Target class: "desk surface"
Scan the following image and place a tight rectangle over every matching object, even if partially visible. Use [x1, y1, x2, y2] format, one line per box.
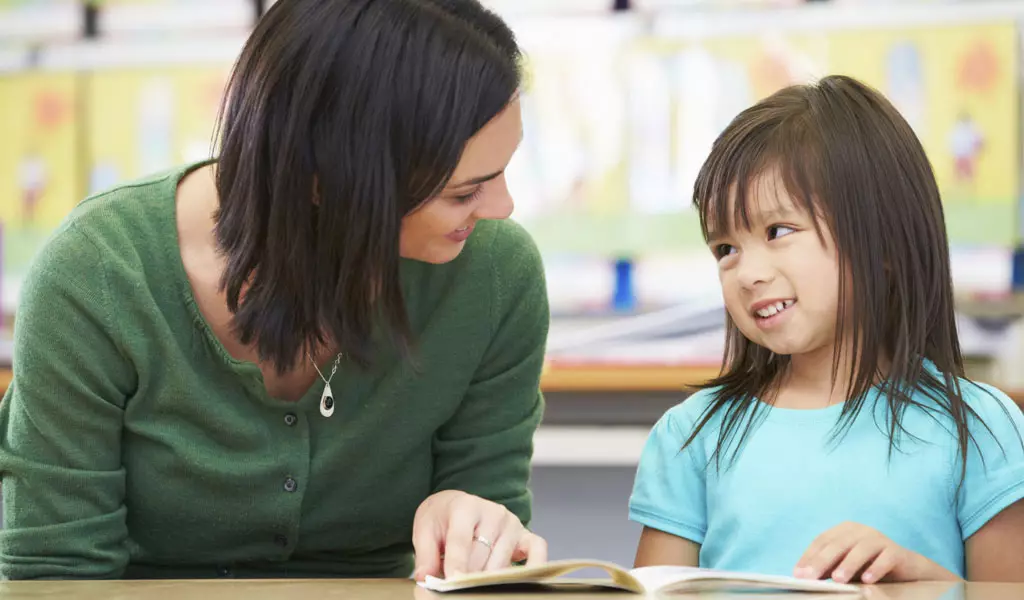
[0, 579, 1017, 600]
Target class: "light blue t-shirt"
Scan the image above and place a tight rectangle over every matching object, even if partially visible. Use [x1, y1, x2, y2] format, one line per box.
[629, 380, 1024, 578]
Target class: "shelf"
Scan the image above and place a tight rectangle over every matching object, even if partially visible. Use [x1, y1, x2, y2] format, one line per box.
[541, 362, 720, 392]
[0, 3, 81, 43]
[98, 1, 253, 35]
[0, 363, 1019, 407]
[533, 426, 649, 466]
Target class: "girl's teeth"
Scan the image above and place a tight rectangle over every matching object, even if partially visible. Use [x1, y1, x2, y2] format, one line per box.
[756, 300, 795, 318]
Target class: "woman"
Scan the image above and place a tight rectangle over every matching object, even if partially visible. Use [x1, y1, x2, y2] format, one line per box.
[0, 0, 549, 580]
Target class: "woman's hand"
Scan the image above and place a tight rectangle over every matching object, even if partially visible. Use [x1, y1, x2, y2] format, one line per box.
[795, 522, 961, 584]
[412, 490, 548, 581]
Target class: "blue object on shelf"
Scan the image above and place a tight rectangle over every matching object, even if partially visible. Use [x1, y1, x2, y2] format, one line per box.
[1013, 245, 1024, 291]
[612, 257, 636, 313]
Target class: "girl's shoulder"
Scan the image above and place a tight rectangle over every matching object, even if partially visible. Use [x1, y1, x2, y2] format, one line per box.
[955, 379, 1024, 434]
[657, 387, 725, 435]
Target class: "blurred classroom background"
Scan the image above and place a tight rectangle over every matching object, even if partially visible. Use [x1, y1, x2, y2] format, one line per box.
[3, 0, 1024, 569]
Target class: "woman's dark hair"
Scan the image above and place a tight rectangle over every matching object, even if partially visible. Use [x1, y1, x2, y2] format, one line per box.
[213, 0, 521, 372]
[687, 75, 1001, 481]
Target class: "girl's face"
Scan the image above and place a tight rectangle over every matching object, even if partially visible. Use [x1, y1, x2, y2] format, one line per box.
[709, 170, 842, 363]
[399, 98, 523, 264]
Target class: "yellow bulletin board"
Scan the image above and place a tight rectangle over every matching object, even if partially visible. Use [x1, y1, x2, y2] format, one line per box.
[0, 72, 80, 229]
[0, 71, 81, 302]
[829, 23, 1018, 245]
[84, 66, 229, 194]
[529, 21, 1019, 256]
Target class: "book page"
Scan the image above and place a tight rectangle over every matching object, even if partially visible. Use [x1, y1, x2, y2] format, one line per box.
[420, 560, 645, 593]
[629, 566, 862, 595]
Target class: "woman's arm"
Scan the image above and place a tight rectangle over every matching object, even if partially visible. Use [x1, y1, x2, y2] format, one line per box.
[414, 223, 548, 578]
[428, 222, 547, 522]
[0, 225, 134, 579]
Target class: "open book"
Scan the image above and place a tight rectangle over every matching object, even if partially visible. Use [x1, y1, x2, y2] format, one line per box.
[420, 559, 862, 595]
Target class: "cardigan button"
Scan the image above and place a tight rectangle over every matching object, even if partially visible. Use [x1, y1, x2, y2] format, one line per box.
[284, 477, 298, 493]
[284, 413, 297, 427]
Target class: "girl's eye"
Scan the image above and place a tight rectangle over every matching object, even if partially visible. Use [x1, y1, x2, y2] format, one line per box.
[453, 187, 482, 204]
[714, 244, 736, 259]
[768, 225, 795, 240]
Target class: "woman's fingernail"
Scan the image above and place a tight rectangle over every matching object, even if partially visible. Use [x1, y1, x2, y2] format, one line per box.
[862, 571, 876, 583]
[833, 569, 846, 582]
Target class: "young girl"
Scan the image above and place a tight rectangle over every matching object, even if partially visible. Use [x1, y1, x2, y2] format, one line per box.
[629, 75, 1024, 583]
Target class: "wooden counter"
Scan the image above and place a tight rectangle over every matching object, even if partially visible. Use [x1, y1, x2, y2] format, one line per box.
[540, 362, 721, 392]
[541, 363, 1024, 409]
[0, 578, 1015, 600]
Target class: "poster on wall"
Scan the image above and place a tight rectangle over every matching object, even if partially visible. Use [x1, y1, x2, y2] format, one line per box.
[830, 22, 1019, 248]
[503, 16, 639, 256]
[0, 71, 80, 314]
[84, 66, 229, 195]
[625, 20, 1018, 254]
[623, 32, 828, 255]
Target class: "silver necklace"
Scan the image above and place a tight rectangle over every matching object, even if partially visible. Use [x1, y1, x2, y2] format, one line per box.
[310, 352, 343, 417]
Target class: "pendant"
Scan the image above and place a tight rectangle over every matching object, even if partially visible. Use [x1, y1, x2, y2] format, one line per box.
[320, 382, 335, 417]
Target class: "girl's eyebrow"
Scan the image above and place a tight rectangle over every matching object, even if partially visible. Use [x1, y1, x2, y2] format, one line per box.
[706, 205, 798, 241]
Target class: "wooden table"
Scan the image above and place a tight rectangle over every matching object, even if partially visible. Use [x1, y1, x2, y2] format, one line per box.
[0, 578, 1017, 599]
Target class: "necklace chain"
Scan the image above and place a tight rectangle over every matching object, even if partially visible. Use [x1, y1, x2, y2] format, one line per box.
[311, 352, 342, 385]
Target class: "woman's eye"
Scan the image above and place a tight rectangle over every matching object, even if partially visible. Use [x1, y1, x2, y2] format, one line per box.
[453, 187, 482, 203]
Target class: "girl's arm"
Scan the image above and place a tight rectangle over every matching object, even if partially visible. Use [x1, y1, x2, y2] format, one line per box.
[966, 499, 1024, 581]
[634, 526, 700, 568]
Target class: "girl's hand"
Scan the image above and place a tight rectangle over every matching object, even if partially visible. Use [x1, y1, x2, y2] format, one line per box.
[411, 490, 548, 581]
[794, 522, 961, 584]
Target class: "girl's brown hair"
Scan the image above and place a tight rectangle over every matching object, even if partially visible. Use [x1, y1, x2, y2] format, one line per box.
[687, 75, 1004, 480]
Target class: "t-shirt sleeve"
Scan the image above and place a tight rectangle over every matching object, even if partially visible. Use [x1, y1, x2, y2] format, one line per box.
[0, 224, 135, 579]
[628, 391, 712, 545]
[956, 382, 1024, 539]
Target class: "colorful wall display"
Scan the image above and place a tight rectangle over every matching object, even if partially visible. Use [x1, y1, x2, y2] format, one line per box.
[512, 20, 1019, 255]
[84, 66, 229, 194]
[0, 72, 80, 310]
[0, 14, 1019, 316]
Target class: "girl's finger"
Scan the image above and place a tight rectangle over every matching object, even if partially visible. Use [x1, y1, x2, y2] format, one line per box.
[795, 539, 853, 580]
[861, 547, 900, 584]
[831, 540, 884, 583]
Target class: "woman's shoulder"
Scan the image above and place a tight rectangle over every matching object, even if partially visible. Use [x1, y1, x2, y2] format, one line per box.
[464, 219, 542, 270]
[23, 163, 195, 303]
[35, 163, 191, 269]
[449, 219, 546, 310]
[62, 165, 188, 250]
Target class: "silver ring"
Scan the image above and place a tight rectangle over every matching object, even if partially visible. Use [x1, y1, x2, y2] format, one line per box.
[473, 535, 493, 550]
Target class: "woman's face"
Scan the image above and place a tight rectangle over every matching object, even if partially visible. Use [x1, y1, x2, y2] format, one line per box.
[399, 97, 523, 264]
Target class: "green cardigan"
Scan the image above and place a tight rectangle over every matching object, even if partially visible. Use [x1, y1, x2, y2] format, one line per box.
[0, 163, 548, 580]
